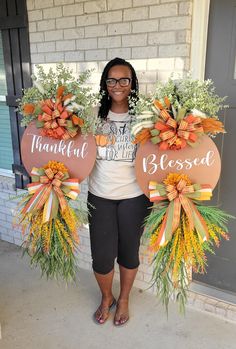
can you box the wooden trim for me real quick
[0,15,27,29]
[12,164,29,177]
[190,0,211,79]
[1,0,32,188]
[5,95,21,107]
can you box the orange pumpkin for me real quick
[95,134,109,147]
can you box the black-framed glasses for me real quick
[106,77,131,87]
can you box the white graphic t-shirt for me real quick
[89,110,143,200]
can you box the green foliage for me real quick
[22,215,79,283]
[129,93,152,115]
[31,63,92,96]
[18,63,100,134]
[149,215,189,315]
[154,76,228,116]
[69,195,92,224]
[144,204,233,314]
[16,191,91,283]
[143,203,167,238]
[196,204,234,231]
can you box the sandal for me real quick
[93,298,116,325]
[114,300,130,327]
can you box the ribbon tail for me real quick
[179,195,194,230]
[171,198,181,233]
[53,186,68,213]
[22,185,51,214]
[155,203,176,247]
[51,191,59,219]
[162,201,177,242]
[156,214,168,247]
[43,191,59,223]
[43,191,53,223]
[190,201,209,242]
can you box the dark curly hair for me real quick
[98,57,139,119]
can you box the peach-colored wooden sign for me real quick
[135,135,221,197]
[21,122,96,181]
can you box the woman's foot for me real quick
[114,299,129,326]
[93,296,116,324]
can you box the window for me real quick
[0,32,13,174]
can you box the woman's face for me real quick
[106,65,132,105]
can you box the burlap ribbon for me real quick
[36,86,83,140]
[22,166,80,223]
[152,99,204,150]
[149,178,212,247]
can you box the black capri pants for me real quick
[88,192,150,275]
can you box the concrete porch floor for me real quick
[0,239,236,349]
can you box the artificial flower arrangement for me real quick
[131,76,226,149]
[18,63,99,139]
[15,160,90,282]
[131,76,232,313]
[16,64,99,281]
[145,173,231,313]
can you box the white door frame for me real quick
[190,0,211,79]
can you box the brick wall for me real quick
[0,178,21,245]
[27,0,192,93]
[0,0,193,291]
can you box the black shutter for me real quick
[0,0,32,188]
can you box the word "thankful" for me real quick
[29,134,89,159]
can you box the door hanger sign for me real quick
[21,122,96,181]
[135,135,221,197]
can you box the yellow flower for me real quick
[149,226,161,252]
[44,160,68,174]
[163,173,192,186]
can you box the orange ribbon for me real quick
[36,86,82,140]
[152,99,204,150]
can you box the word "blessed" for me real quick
[143,151,215,175]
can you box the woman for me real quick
[88,57,150,326]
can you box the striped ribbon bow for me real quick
[149,177,212,247]
[152,99,204,150]
[22,166,80,223]
[36,86,80,140]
